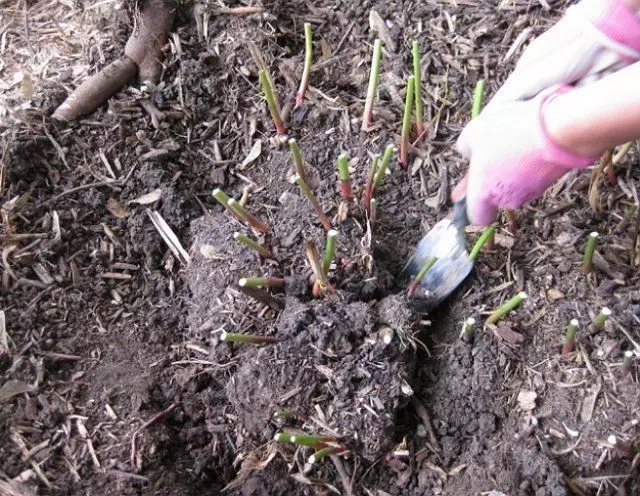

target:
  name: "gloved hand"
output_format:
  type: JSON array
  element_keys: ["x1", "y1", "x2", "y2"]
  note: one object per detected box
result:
[
  {"x1": 456, "y1": 86, "x2": 600, "y2": 226},
  {"x1": 489, "y1": 0, "x2": 640, "y2": 106}
]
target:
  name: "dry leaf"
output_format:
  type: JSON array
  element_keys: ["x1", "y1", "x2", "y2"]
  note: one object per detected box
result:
[
  {"x1": 199, "y1": 244, "x2": 230, "y2": 261},
  {"x1": 517, "y1": 390, "x2": 537, "y2": 411},
  {"x1": 223, "y1": 451, "x2": 276, "y2": 491},
  {"x1": 320, "y1": 37, "x2": 331, "y2": 61},
  {"x1": 107, "y1": 198, "x2": 128, "y2": 218},
  {"x1": 494, "y1": 324, "x2": 525, "y2": 344},
  {"x1": 239, "y1": 140, "x2": 262, "y2": 169},
  {"x1": 580, "y1": 379, "x2": 601, "y2": 423},
  {"x1": 130, "y1": 189, "x2": 162, "y2": 205},
  {"x1": 0, "y1": 380, "x2": 36, "y2": 403},
  {"x1": 0, "y1": 310, "x2": 7, "y2": 351},
  {"x1": 369, "y1": 10, "x2": 396, "y2": 52},
  {"x1": 588, "y1": 150, "x2": 611, "y2": 213},
  {"x1": 21, "y1": 72, "x2": 34, "y2": 98},
  {"x1": 495, "y1": 233, "x2": 515, "y2": 249},
  {"x1": 547, "y1": 288, "x2": 564, "y2": 300},
  {"x1": 556, "y1": 232, "x2": 573, "y2": 247}
]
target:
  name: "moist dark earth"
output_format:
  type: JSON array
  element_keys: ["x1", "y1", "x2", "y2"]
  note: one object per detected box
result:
[{"x1": 1, "y1": 1, "x2": 640, "y2": 495}]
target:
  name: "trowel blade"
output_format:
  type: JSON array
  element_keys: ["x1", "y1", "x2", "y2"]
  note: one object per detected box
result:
[{"x1": 400, "y1": 219, "x2": 473, "y2": 310}]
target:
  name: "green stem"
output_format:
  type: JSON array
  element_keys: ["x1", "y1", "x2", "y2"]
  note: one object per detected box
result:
[
  {"x1": 214, "y1": 188, "x2": 267, "y2": 230},
  {"x1": 274, "y1": 432, "x2": 337, "y2": 448},
  {"x1": 592, "y1": 307, "x2": 611, "y2": 329},
  {"x1": 273, "y1": 410, "x2": 300, "y2": 419},
  {"x1": 274, "y1": 433, "x2": 295, "y2": 443},
  {"x1": 372, "y1": 145, "x2": 395, "y2": 193},
  {"x1": 472, "y1": 79, "x2": 485, "y2": 119},
  {"x1": 288, "y1": 138, "x2": 307, "y2": 183},
  {"x1": 306, "y1": 238, "x2": 333, "y2": 297},
  {"x1": 239, "y1": 277, "x2": 285, "y2": 288},
  {"x1": 296, "y1": 22, "x2": 313, "y2": 107},
  {"x1": 363, "y1": 154, "x2": 380, "y2": 215},
  {"x1": 412, "y1": 41, "x2": 424, "y2": 136},
  {"x1": 582, "y1": 231, "x2": 599, "y2": 274},
  {"x1": 322, "y1": 230, "x2": 338, "y2": 275},
  {"x1": 309, "y1": 447, "x2": 335, "y2": 464},
  {"x1": 212, "y1": 188, "x2": 231, "y2": 206},
  {"x1": 562, "y1": 319, "x2": 579, "y2": 354},
  {"x1": 337, "y1": 153, "x2": 352, "y2": 198},
  {"x1": 290, "y1": 434, "x2": 338, "y2": 447},
  {"x1": 462, "y1": 317, "x2": 475, "y2": 343},
  {"x1": 227, "y1": 199, "x2": 269, "y2": 233},
  {"x1": 621, "y1": 350, "x2": 634, "y2": 379},
  {"x1": 221, "y1": 332, "x2": 277, "y2": 345},
  {"x1": 233, "y1": 232, "x2": 272, "y2": 259},
  {"x1": 293, "y1": 174, "x2": 332, "y2": 231},
  {"x1": 400, "y1": 75, "x2": 415, "y2": 169},
  {"x1": 469, "y1": 227, "x2": 496, "y2": 261},
  {"x1": 485, "y1": 292, "x2": 527, "y2": 325},
  {"x1": 369, "y1": 198, "x2": 377, "y2": 224},
  {"x1": 259, "y1": 69, "x2": 286, "y2": 135},
  {"x1": 407, "y1": 256, "x2": 438, "y2": 296},
  {"x1": 361, "y1": 39, "x2": 383, "y2": 131}
]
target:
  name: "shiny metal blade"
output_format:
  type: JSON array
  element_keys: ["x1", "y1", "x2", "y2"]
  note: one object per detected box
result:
[{"x1": 400, "y1": 219, "x2": 472, "y2": 310}]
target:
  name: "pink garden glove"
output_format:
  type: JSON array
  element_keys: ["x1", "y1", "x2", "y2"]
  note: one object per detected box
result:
[
  {"x1": 489, "y1": 0, "x2": 640, "y2": 106},
  {"x1": 456, "y1": 86, "x2": 600, "y2": 226}
]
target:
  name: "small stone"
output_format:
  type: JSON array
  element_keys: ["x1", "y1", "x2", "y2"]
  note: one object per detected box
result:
[
  {"x1": 517, "y1": 390, "x2": 537, "y2": 411},
  {"x1": 556, "y1": 232, "x2": 573, "y2": 247},
  {"x1": 557, "y1": 260, "x2": 572, "y2": 273},
  {"x1": 547, "y1": 288, "x2": 564, "y2": 300}
]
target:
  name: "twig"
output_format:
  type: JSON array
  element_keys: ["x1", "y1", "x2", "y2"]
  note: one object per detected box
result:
[
  {"x1": 211, "y1": 6, "x2": 264, "y2": 14},
  {"x1": 410, "y1": 397, "x2": 441, "y2": 453},
  {"x1": 130, "y1": 403, "x2": 177, "y2": 469},
  {"x1": 37, "y1": 180, "x2": 122, "y2": 208},
  {"x1": 363, "y1": 154, "x2": 379, "y2": 216},
  {"x1": 237, "y1": 285, "x2": 285, "y2": 311},
  {"x1": 146, "y1": 209, "x2": 191, "y2": 265},
  {"x1": 330, "y1": 455, "x2": 354, "y2": 496}
]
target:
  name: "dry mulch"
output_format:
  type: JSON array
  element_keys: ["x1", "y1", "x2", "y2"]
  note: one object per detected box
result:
[{"x1": 1, "y1": 1, "x2": 639, "y2": 495}]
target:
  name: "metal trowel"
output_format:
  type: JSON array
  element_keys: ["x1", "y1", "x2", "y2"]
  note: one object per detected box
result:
[
  {"x1": 402, "y1": 81, "x2": 486, "y2": 310},
  {"x1": 400, "y1": 175, "x2": 472, "y2": 310}
]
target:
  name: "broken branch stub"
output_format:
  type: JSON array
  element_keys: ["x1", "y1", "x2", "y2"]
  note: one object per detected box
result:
[
  {"x1": 52, "y1": 0, "x2": 176, "y2": 121},
  {"x1": 52, "y1": 57, "x2": 138, "y2": 121},
  {"x1": 124, "y1": 0, "x2": 177, "y2": 85}
]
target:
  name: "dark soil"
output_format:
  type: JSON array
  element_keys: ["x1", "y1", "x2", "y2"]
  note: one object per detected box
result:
[{"x1": 2, "y1": 1, "x2": 640, "y2": 495}]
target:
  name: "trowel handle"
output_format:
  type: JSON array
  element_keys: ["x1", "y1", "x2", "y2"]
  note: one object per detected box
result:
[{"x1": 451, "y1": 173, "x2": 469, "y2": 230}]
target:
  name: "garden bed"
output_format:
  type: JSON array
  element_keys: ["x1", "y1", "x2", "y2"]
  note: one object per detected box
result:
[{"x1": 1, "y1": 1, "x2": 639, "y2": 495}]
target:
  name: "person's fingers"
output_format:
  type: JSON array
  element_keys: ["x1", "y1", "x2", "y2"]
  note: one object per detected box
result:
[
  {"x1": 490, "y1": 35, "x2": 596, "y2": 105},
  {"x1": 465, "y1": 161, "x2": 498, "y2": 226},
  {"x1": 451, "y1": 173, "x2": 468, "y2": 202},
  {"x1": 466, "y1": 193, "x2": 498, "y2": 226},
  {"x1": 455, "y1": 121, "x2": 475, "y2": 159}
]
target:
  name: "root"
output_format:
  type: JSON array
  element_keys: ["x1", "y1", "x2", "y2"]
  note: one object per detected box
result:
[
  {"x1": 51, "y1": 57, "x2": 137, "y2": 121},
  {"x1": 125, "y1": 0, "x2": 177, "y2": 84},
  {"x1": 52, "y1": 0, "x2": 176, "y2": 121}
]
